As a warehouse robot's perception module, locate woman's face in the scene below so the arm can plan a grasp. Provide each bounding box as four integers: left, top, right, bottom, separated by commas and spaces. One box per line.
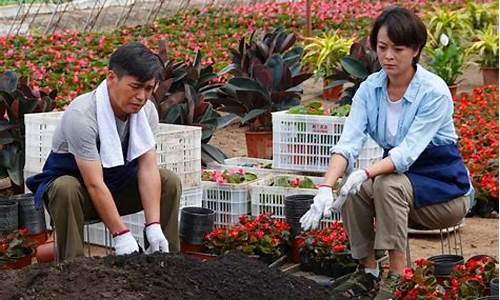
376, 26, 419, 78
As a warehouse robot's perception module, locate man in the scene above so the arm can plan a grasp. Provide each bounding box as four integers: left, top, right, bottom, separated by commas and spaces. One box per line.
27, 43, 181, 260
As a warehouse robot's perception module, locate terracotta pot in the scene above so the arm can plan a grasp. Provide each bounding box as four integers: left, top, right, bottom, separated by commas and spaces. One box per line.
482, 67, 499, 86
448, 85, 458, 99
245, 130, 273, 159
322, 80, 343, 101
30, 231, 48, 246
36, 240, 56, 263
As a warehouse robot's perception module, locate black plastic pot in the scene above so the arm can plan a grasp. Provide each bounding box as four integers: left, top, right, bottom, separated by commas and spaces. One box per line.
428, 254, 464, 277
284, 194, 314, 238
10, 193, 46, 235
491, 278, 499, 297
179, 207, 215, 245
0, 199, 18, 235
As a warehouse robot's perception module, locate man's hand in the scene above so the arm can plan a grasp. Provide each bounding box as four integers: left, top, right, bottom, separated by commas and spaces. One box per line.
332, 169, 369, 211
145, 223, 169, 254
113, 231, 140, 255
300, 187, 334, 231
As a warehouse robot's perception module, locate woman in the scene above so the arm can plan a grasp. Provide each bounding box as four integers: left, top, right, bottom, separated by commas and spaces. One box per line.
300, 6, 471, 300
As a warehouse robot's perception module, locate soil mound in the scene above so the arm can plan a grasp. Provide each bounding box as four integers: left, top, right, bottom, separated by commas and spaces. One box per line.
0, 252, 332, 299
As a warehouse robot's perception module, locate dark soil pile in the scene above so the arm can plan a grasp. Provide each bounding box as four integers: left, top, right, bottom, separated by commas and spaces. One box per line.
0, 252, 332, 300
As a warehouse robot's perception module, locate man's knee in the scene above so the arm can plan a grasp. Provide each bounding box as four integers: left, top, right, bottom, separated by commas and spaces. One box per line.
47, 176, 83, 208
159, 169, 182, 195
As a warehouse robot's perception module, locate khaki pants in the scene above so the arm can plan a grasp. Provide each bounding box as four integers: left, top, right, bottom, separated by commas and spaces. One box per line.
45, 168, 181, 260
341, 174, 468, 260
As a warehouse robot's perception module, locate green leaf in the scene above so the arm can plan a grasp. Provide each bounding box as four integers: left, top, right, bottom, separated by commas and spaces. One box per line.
202, 143, 227, 164
240, 108, 268, 124
218, 63, 239, 76
341, 56, 369, 80
299, 177, 315, 189
244, 172, 258, 182
273, 176, 291, 187
216, 113, 238, 129
265, 54, 284, 91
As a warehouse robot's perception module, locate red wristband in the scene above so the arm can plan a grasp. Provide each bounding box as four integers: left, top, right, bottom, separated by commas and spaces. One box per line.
318, 184, 333, 188
363, 169, 371, 178
145, 221, 160, 227
112, 228, 130, 238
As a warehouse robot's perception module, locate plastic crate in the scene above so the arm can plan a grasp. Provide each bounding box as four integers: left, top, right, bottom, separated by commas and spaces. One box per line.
85, 185, 202, 248
272, 111, 383, 172
201, 175, 261, 228
155, 124, 202, 188
24, 112, 202, 188
249, 174, 340, 228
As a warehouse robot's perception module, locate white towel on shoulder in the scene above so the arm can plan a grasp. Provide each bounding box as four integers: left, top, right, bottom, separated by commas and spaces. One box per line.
95, 80, 155, 168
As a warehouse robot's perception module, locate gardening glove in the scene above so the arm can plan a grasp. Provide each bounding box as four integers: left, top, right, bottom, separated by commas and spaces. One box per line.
300, 186, 334, 231
113, 231, 140, 255
145, 223, 169, 254
332, 169, 369, 211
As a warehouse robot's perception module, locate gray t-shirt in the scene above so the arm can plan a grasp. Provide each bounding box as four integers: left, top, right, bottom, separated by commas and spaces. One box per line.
52, 90, 159, 161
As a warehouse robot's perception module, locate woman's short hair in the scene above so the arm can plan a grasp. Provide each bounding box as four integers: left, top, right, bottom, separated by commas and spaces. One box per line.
108, 42, 163, 82
369, 6, 427, 65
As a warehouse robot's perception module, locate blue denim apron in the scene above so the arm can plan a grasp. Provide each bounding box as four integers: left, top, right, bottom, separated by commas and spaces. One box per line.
384, 144, 470, 209
26, 137, 138, 209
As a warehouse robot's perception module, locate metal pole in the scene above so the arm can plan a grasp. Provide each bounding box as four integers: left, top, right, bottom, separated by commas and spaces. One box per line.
49, 0, 71, 35
44, 0, 62, 35
305, 0, 311, 37
87, 0, 108, 32
7, 2, 24, 36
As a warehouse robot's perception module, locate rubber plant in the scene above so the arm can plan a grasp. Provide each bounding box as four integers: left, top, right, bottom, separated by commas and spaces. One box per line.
152, 40, 236, 164
205, 27, 312, 131
324, 38, 381, 106
0, 71, 57, 187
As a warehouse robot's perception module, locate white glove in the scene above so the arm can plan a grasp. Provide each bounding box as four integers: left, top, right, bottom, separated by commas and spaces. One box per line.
113, 231, 140, 255
332, 169, 369, 212
300, 187, 334, 231
145, 223, 169, 254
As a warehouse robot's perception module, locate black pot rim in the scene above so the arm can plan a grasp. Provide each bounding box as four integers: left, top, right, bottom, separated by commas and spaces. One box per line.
181, 207, 215, 216
428, 254, 464, 264
285, 194, 314, 202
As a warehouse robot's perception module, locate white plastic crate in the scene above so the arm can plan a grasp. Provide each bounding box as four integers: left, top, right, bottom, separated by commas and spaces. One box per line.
201, 175, 261, 228
249, 174, 340, 228
85, 185, 203, 248
272, 111, 383, 172
24, 112, 202, 188
207, 157, 298, 176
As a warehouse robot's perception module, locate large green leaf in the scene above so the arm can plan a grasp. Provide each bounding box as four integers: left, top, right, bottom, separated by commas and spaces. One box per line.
216, 113, 238, 129
202, 143, 227, 164
265, 54, 284, 91
227, 77, 270, 102
283, 47, 303, 66
341, 56, 369, 80
240, 108, 268, 124
218, 63, 239, 77
0, 71, 18, 93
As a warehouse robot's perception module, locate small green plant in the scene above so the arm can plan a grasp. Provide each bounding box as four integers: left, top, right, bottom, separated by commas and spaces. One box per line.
425, 34, 470, 86
469, 25, 499, 68
463, 1, 499, 32
272, 176, 316, 189
201, 169, 257, 184
302, 30, 354, 79
425, 6, 471, 47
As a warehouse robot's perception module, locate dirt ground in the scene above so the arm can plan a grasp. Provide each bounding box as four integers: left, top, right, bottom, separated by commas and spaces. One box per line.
209, 65, 499, 261
0, 252, 331, 300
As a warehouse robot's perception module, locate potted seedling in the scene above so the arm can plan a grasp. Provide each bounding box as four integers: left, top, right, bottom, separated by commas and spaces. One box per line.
469, 25, 499, 86
0, 228, 38, 270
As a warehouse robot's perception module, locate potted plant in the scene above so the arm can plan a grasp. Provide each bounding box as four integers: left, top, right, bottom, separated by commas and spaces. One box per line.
203, 213, 291, 264
152, 42, 237, 165
205, 27, 312, 159
272, 176, 316, 189
394, 256, 499, 299
469, 25, 499, 86
425, 34, 470, 98
324, 38, 381, 105
297, 221, 357, 279
0, 228, 38, 270
0, 71, 57, 191
302, 30, 354, 101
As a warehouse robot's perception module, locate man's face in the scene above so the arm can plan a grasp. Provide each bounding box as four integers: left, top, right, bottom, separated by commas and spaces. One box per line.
107, 71, 156, 119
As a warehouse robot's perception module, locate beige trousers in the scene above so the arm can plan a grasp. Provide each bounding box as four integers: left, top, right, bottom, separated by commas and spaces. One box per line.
45, 168, 181, 260
341, 173, 468, 260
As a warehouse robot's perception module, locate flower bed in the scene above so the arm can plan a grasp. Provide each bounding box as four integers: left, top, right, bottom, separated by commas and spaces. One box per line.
204, 214, 290, 264
454, 86, 499, 203
297, 221, 357, 279
395, 256, 498, 299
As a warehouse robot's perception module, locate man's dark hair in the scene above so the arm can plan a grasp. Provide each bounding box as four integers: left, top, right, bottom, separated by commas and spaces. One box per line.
370, 7, 427, 66
108, 42, 163, 82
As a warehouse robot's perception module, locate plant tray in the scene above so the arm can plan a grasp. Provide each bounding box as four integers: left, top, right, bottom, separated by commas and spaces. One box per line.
249, 174, 341, 228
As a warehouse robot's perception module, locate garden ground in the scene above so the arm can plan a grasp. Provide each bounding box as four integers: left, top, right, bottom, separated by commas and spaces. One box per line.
209, 64, 499, 262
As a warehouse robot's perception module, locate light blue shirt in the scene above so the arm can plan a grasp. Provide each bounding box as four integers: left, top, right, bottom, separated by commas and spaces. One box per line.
331, 64, 458, 174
